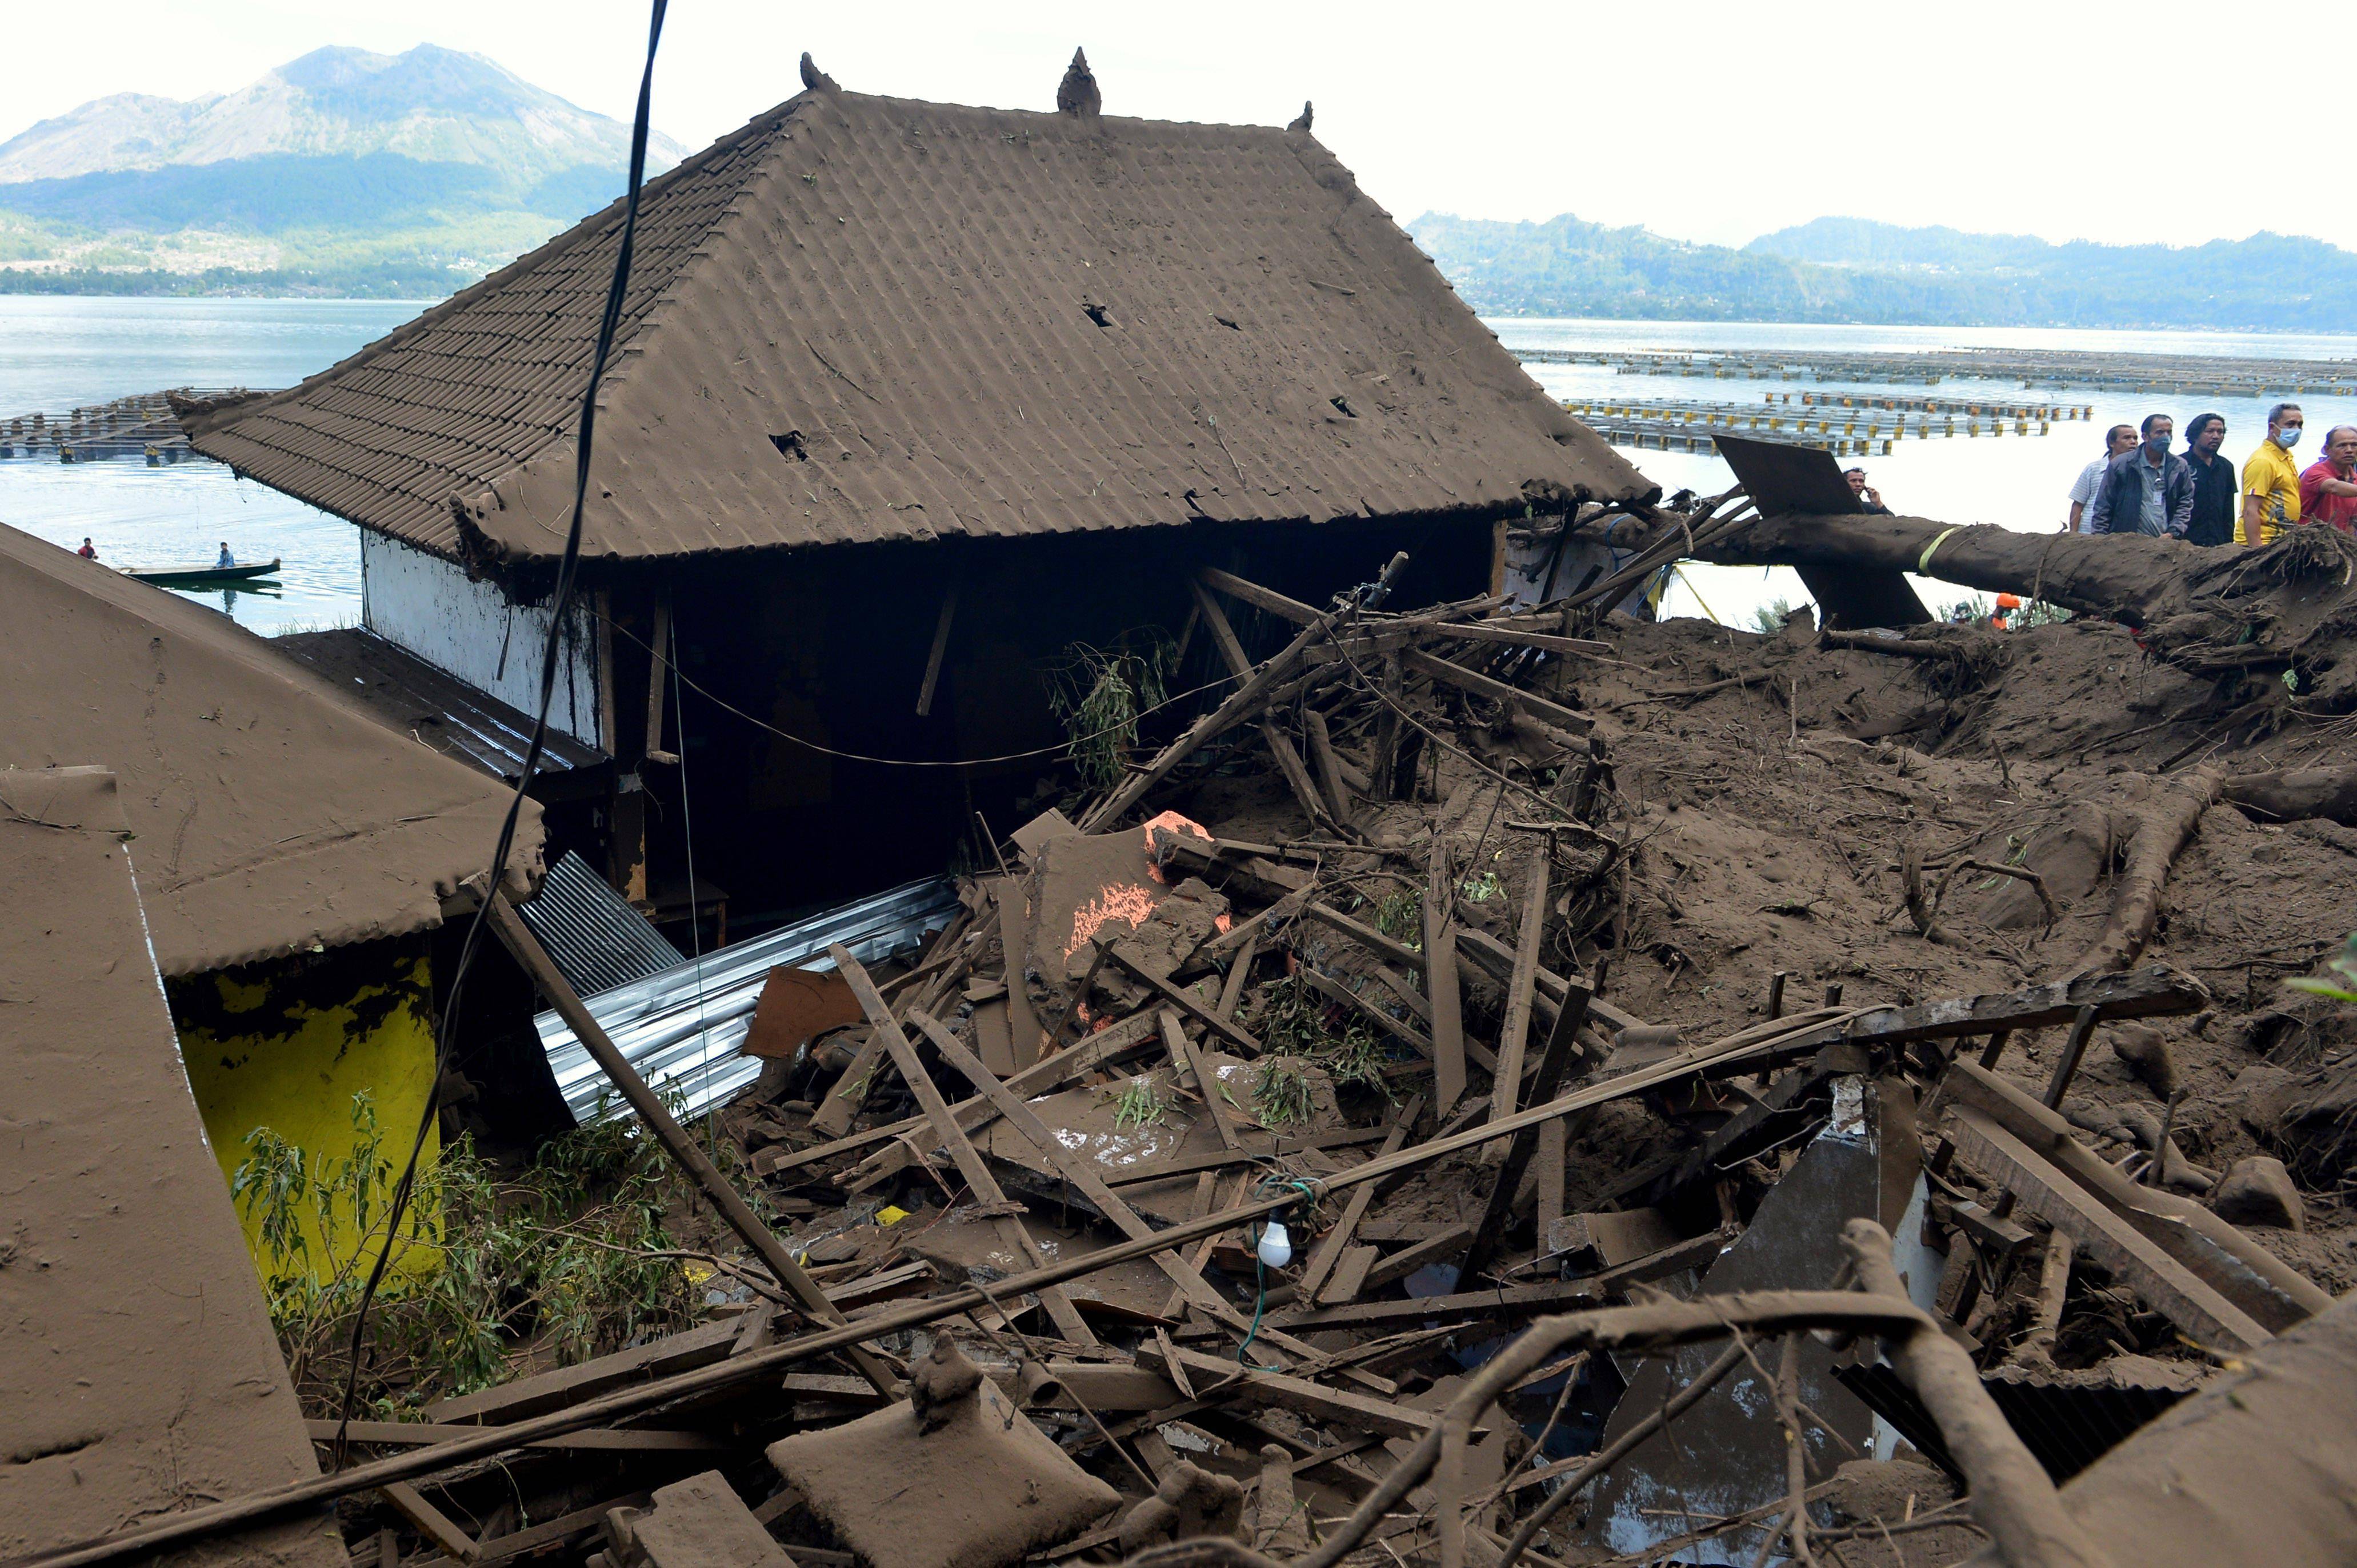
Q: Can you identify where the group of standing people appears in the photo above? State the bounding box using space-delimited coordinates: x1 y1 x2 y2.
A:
2065 405 2357 542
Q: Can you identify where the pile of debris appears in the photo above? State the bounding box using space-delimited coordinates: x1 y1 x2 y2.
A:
33 522 2357 1568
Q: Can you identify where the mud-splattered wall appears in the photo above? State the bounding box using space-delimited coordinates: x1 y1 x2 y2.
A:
167 932 442 1283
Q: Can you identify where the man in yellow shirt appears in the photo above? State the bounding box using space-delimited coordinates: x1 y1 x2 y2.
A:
2241 402 2304 544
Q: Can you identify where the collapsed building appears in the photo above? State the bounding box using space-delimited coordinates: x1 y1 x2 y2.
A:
182 55 1651 930
12 50 2357 1568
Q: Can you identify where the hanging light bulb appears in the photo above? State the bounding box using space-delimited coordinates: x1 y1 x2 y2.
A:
1255 1218 1293 1269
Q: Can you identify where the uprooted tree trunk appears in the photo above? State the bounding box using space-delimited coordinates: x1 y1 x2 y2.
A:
2068 767 2222 979
1664 511 2357 707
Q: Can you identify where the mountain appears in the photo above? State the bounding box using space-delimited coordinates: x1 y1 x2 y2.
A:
1407 212 2357 331
0 46 685 297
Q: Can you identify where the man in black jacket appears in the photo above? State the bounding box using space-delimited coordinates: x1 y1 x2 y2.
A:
2090 414 2194 538
2179 412 2237 546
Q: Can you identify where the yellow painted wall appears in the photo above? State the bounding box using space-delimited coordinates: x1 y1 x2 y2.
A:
169 935 442 1286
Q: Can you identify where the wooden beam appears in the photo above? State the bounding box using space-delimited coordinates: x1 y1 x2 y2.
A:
1291 1096 1423 1303
830 945 1098 1346
1463 982 1594 1282
380 1483 479 1563
1141 1343 1435 1438
1487 847 1554 1135
1403 646 1592 734
642 596 675 763
485 894 897 1395
1200 566 1320 626
914 583 959 717
1263 722 1339 837
1190 577 1257 677
1162 1007 1242 1151
1423 621 1615 658
1425 846 1467 1113
1302 707 1357 830
1101 943 1266 1057
913 1010 1227 1315
1946 1107 2270 1352
311 1422 722 1454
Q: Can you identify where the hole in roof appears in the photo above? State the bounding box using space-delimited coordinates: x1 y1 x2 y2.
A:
769 431 810 461
1082 303 1113 329
1330 396 1358 418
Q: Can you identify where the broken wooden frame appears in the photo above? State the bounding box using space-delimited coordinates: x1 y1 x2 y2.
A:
19 966 2204 1568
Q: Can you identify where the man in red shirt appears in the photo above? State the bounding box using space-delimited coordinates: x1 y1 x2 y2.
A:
2299 426 2357 533
75 537 96 559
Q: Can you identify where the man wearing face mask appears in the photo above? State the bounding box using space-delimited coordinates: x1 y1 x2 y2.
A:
2298 426 2357 534
2088 413 2192 538
2066 424 2138 533
2179 413 2236 546
2241 403 2304 545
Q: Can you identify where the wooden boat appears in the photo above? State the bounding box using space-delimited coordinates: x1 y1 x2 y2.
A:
121 557 281 585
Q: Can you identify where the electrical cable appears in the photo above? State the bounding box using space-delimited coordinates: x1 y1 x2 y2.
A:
595 605 1254 769
323 0 669 1464
1238 1176 1318 1367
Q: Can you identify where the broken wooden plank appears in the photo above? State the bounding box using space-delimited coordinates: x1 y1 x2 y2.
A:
1403 645 1592 734
312 1422 723 1455
1941 1059 2331 1330
1263 722 1342 838
822 1008 1167 1188
1302 707 1358 831
1140 1343 1436 1438
831 945 1098 1346
914 583 959 718
1199 566 1320 626
1424 845 1467 1114
1318 1246 1380 1308
486 895 898 1396
912 1010 1227 1317
1486 847 1554 1136
1423 620 1615 658
1161 1007 1243 1151
805 1030 888 1141
379 1483 479 1563
1292 1095 1423 1303
1357 1225 1476 1295
1101 943 1265 1057
1946 1106 2270 1352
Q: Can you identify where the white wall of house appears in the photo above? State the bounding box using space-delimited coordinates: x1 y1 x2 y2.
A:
361 531 602 750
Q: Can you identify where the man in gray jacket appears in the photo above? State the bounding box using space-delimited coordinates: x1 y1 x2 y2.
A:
2089 414 2194 538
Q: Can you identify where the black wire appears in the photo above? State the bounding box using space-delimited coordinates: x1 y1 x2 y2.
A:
326 0 669 1463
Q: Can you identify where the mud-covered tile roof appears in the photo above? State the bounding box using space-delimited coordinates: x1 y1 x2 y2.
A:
189 85 1651 567
0 526 542 976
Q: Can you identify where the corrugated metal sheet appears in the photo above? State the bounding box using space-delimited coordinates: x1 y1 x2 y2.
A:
516 851 681 998
190 87 1650 569
535 875 960 1123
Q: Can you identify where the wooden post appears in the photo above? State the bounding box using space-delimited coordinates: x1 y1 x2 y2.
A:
642 595 675 764
1766 970 1788 1021
1368 654 1404 802
915 583 959 717
2042 1005 2101 1108
485 893 897 1395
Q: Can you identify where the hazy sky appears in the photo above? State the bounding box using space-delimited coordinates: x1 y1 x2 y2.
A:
1 1 2319 251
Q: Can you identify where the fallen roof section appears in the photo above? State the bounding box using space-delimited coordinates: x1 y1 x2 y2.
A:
0 767 345 1568
0 525 542 975
186 80 1651 569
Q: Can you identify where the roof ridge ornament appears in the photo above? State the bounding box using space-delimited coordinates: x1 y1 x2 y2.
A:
799 51 839 93
1056 47 1101 118
1288 101 1312 132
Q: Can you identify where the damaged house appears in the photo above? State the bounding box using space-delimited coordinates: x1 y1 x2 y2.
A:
0 525 545 1277
183 56 1651 928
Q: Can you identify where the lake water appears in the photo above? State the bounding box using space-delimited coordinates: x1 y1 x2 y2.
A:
6 297 2357 634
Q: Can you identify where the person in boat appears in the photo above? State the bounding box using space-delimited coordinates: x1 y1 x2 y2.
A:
217 542 235 568
77 538 96 559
